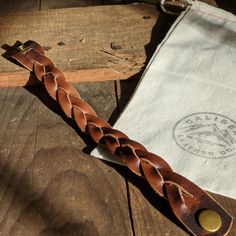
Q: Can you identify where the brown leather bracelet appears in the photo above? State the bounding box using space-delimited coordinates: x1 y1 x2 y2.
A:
4 40 233 236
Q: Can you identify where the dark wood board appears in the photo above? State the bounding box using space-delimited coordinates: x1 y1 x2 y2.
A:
0 0 40 11
0 4 156 86
0 83 132 235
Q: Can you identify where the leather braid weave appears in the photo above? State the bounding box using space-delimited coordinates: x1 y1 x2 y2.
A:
8 41 232 236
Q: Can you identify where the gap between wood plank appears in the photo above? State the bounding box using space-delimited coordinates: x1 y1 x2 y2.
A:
125 171 136 236
113 80 136 236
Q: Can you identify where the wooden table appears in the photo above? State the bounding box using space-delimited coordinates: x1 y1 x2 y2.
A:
0 0 235 235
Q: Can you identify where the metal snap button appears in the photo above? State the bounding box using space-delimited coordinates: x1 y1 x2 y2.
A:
198 209 222 232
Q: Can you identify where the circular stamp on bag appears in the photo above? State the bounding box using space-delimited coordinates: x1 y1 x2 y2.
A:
173 112 236 159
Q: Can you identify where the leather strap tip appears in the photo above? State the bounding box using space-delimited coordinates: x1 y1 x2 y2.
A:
165 183 233 236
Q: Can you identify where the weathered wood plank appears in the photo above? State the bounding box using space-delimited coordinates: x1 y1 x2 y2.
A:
0 4 156 86
0 82 132 235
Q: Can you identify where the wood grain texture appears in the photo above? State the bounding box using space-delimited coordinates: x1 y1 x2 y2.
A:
0 83 132 235
0 4 156 86
0 68 138 87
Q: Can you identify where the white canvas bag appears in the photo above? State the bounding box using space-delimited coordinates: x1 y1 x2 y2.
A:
92 1 236 199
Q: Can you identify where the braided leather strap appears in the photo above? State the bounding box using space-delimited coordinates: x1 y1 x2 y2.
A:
6 41 233 236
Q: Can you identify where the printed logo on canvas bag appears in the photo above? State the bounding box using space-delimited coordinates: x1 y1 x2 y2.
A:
173 112 236 159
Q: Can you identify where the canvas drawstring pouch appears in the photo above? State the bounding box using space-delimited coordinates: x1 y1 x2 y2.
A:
92 1 236 199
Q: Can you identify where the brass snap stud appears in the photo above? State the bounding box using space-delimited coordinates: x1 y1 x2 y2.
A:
198 209 222 232
16 43 24 52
